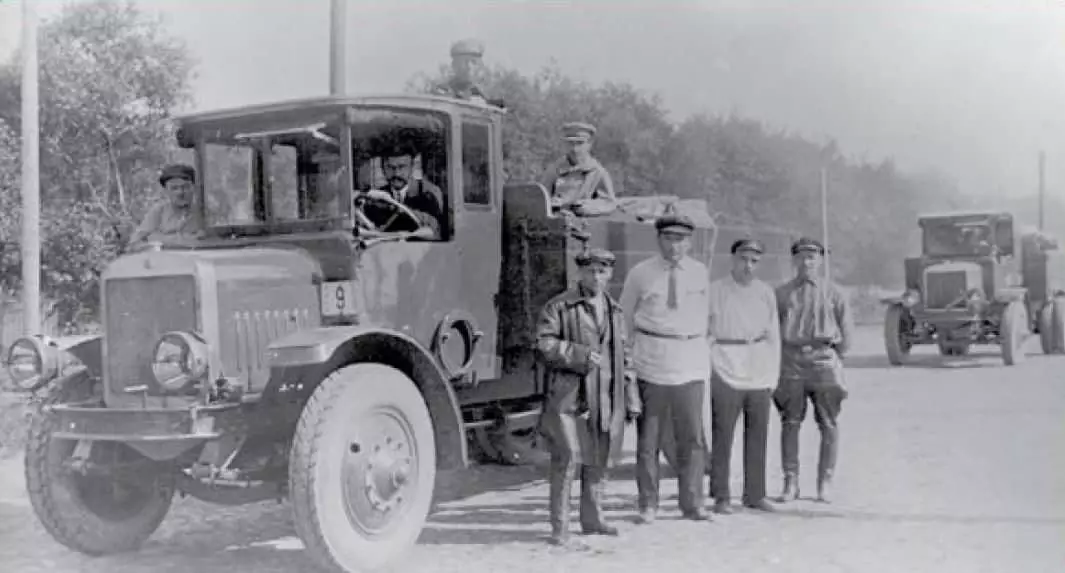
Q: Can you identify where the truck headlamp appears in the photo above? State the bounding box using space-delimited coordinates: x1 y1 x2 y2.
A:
150 331 209 392
5 336 58 392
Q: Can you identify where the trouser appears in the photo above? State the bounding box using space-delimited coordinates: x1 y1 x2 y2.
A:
635 379 706 513
548 457 608 534
709 375 771 504
773 379 846 480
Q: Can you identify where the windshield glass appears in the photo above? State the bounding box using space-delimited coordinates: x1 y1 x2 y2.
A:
199 109 449 238
923 220 995 256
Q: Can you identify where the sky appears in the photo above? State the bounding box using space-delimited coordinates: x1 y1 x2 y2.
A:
0 0 1063 201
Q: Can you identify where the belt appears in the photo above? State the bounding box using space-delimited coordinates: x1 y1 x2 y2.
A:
713 334 768 346
785 340 836 353
636 326 703 341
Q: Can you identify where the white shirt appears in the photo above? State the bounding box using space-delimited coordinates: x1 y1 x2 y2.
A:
707 275 781 390
620 254 711 386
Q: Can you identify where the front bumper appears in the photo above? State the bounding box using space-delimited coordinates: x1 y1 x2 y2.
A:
46 402 244 442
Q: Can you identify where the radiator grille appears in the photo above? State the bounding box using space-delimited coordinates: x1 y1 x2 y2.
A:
924 270 969 309
105 276 197 395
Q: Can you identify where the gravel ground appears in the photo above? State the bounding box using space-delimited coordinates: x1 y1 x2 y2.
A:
2 326 1064 573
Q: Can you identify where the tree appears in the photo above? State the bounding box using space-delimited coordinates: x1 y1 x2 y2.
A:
0 0 194 330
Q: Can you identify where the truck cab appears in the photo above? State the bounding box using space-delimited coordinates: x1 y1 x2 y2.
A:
5 93 719 572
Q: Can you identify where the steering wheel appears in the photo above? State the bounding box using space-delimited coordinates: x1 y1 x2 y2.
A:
354 190 423 232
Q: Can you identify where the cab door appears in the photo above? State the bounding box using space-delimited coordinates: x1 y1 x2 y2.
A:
453 116 502 380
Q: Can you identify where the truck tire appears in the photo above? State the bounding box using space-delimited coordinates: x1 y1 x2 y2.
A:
290 363 435 573
1041 297 1065 354
1001 301 1029 366
884 304 911 366
25 371 175 555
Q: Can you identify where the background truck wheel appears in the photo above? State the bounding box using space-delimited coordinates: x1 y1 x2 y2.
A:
884 304 912 365
1001 300 1029 366
25 371 175 555
1038 297 1065 354
290 363 435 573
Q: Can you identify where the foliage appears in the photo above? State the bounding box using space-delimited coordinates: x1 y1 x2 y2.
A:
411 62 970 288
0 0 194 328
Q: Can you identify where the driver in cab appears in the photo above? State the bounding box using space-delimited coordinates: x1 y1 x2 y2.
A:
357 151 445 238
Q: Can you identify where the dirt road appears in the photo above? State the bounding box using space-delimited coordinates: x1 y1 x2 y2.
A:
2 326 1063 572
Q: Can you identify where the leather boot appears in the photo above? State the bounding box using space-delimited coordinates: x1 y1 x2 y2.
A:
816 471 833 503
777 473 799 503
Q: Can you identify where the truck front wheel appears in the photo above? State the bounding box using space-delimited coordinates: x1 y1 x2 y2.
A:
25 371 175 555
290 363 436 573
1001 300 1030 366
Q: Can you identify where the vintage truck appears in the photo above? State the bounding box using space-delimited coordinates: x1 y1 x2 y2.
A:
881 211 1065 365
3 94 727 572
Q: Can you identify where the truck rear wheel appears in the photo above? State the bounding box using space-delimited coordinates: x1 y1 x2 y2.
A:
290 363 435 573
884 304 912 366
1038 297 1065 354
25 372 174 555
1001 301 1029 366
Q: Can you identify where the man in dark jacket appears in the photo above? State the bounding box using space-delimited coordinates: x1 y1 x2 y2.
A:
536 247 641 547
357 152 445 237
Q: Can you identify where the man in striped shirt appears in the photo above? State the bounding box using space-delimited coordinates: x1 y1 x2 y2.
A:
707 239 781 514
620 212 712 523
773 237 855 503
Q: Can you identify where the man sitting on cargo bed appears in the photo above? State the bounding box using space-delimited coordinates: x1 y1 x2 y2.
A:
356 151 445 237
128 163 203 247
541 122 618 218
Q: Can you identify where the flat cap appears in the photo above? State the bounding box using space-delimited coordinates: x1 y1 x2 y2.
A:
731 238 764 254
791 237 826 255
575 248 616 267
450 38 485 57
159 163 195 186
655 213 695 235
562 121 597 142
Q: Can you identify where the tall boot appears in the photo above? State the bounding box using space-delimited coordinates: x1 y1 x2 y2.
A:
816 423 838 503
548 458 576 545
777 421 801 503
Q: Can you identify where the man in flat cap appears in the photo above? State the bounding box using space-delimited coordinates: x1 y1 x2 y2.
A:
129 163 203 247
541 122 618 218
773 237 855 503
620 212 712 523
432 39 491 104
536 247 641 547
706 238 781 514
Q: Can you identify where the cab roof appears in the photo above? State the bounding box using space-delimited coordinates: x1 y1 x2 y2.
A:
916 210 1012 224
174 94 506 127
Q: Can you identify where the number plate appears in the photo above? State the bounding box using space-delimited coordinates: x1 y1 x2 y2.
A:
321 280 357 317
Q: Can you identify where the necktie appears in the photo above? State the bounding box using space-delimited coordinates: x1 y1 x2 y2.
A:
667 265 678 309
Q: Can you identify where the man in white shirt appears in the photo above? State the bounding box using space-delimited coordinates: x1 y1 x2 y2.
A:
707 239 781 514
620 212 712 523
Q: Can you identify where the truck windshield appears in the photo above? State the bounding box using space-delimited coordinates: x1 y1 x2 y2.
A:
199 109 449 235
923 221 995 256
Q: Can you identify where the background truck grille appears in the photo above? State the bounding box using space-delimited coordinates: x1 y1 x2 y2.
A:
105 276 197 395
924 270 969 309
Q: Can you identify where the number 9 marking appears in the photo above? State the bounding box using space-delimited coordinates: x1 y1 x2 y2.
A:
335 285 346 311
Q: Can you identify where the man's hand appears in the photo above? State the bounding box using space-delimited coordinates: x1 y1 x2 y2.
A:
364 189 393 202
626 407 641 423
588 350 602 368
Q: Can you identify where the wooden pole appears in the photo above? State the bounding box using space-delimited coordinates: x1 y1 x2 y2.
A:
21 0 41 335
1038 150 1046 232
820 166 831 283
329 0 346 96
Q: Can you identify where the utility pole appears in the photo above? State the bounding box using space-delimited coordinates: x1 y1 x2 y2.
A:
21 0 41 336
820 166 831 283
1038 150 1046 231
329 0 346 96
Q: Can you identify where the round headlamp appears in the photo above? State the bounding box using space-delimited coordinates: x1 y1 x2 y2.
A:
150 331 208 392
5 336 58 391
901 289 921 308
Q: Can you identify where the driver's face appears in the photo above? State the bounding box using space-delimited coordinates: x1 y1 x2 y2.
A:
382 155 413 191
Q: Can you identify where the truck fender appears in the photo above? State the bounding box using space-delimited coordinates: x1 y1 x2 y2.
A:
265 326 467 471
994 288 1027 304
879 297 903 306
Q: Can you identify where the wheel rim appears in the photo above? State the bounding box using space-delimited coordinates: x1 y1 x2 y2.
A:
340 406 419 537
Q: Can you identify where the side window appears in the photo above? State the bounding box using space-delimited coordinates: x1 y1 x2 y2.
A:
461 122 492 206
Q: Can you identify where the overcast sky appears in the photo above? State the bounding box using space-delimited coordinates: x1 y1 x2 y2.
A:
1 0 1063 200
